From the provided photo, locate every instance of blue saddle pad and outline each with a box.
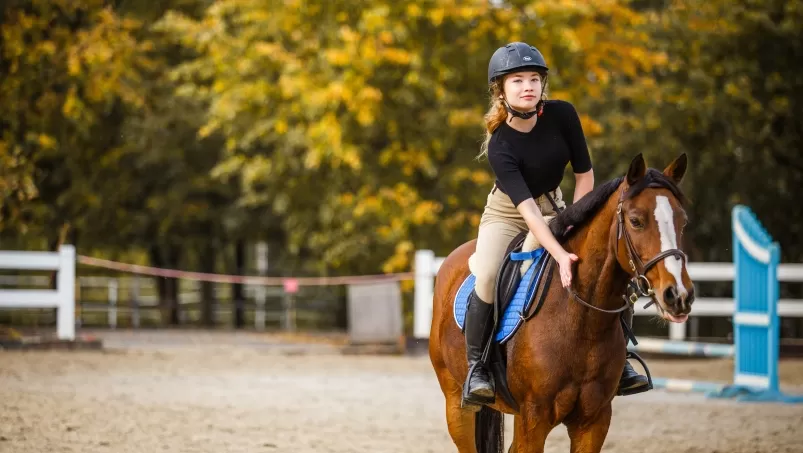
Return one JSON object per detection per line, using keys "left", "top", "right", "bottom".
{"left": 454, "top": 247, "right": 550, "bottom": 344}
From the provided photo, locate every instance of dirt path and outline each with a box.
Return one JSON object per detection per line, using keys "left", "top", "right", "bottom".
{"left": 1, "top": 330, "right": 802, "bottom": 453}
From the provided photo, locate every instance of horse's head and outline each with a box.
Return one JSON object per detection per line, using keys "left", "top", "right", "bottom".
{"left": 615, "top": 153, "right": 694, "bottom": 323}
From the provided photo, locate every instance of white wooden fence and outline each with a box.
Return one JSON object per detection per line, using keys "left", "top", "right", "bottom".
{"left": 3, "top": 244, "right": 802, "bottom": 344}
{"left": 413, "top": 250, "right": 803, "bottom": 341}
{"left": 0, "top": 245, "right": 76, "bottom": 340}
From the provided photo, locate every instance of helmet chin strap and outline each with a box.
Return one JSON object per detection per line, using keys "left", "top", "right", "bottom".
{"left": 502, "top": 98, "right": 538, "bottom": 121}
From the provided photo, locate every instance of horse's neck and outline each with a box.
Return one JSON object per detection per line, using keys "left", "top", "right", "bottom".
{"left": 564, "top": 195, "right": 628, "bottom": 322}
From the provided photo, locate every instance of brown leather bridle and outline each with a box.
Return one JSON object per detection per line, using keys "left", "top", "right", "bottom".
{"left": 551, "top": 184, "right": 688, "bottom": 314}
{"left": 614, "top": 185, "right": 689, "bottom": 310}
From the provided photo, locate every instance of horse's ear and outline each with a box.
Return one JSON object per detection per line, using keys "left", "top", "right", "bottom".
{"left": 626, "top": 153, "right": 647, "bottom": 186}
{"left": 663, "top": 153, "right": 688, "bottom": 185}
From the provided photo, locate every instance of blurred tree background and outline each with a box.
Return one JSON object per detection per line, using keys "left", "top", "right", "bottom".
{"left": 1, "top": 0, "right": 800, "bottom": 329}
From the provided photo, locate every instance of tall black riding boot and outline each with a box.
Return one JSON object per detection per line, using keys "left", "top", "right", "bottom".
{"left": 463, "top": 289, "right": 495, "bottom": 406}
{"left": 619, "top": 308, "right": 651, "bottom": 395}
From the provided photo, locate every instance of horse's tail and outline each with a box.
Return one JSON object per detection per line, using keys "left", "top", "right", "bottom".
{"left": 474, "top": 406, "right": 504, "bottom": 453}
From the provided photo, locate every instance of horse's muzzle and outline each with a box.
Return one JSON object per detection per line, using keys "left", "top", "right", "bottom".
{"left": 661, "top": 285, "right": 694, "bottom": 320}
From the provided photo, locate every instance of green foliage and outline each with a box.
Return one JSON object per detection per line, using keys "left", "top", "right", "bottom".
{"left": 598, "top": 0, "right": 803, "bottom": 261}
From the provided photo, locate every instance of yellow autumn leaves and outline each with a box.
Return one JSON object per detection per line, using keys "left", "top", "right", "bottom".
{"left": 7, "top": 0, "right": 788, "bottom": 279}
{"left": 151, "top": 0, "right": 665, "bottom": 273}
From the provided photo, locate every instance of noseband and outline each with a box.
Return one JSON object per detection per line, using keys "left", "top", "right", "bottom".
{"left": 551, "top": 185, "right": 688, "bottom": 314}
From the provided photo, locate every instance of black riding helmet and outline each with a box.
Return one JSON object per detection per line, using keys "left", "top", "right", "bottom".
{"left": 488, "top": 42, "right": 549, "bottom": 120}
{"left": 488, "top": 42, "right": 549, "bottom": 84}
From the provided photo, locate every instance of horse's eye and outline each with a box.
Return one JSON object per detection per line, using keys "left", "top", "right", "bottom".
{"left": 629, "top": 217, "right": 644, "bottom": 229}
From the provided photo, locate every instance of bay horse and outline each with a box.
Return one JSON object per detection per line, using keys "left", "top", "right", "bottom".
{"left": 429, "top": 153, "right": 694, "bottom": 453}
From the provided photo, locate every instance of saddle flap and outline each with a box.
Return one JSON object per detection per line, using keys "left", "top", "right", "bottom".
{"left": 495, "top": 231, "right": 528, "bottom": 316}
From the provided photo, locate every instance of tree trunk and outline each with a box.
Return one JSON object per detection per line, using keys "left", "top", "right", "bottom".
{"left": 151, "top": 244, "right": 181, "bottom": 326}
{"left": 166, "top": 245, "right": 181, "bottom": 325}
{"left": 232, "top": 240, "right": 246, "bottom": 328}
{"left": 200, "top": 244, "right": 216, "bottom": 327}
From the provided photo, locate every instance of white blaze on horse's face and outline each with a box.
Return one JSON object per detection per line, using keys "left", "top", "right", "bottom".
{"left": 653, "top": 195, "right": 688, "bottom": 296}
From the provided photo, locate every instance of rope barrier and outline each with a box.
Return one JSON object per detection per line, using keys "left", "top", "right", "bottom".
{"left": 76, "top": 255, "right": 414, "bottom": 286}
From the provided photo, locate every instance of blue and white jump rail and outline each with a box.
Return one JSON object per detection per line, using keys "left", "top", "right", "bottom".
{"left": 627, "top": 337, "right": 734, "bottom": 358}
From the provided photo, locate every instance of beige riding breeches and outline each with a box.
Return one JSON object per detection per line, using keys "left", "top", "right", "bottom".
{"left": 467, "top": 185, "right": 566, "bottom": 304}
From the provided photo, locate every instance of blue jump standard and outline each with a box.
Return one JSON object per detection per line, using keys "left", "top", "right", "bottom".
{"left": 623, "top": 206, "right": 803, "bottom": 404}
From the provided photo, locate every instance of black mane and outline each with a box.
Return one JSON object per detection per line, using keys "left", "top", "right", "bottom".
{"left": 549, "top": 169, "right": 687, "bottom": 242}
{"left": 548, "top": 176, "right": 623, "bottom": 242}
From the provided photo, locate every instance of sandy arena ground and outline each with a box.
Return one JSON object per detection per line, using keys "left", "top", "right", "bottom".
{"left": 1, "top": 330, "right": 803, "bottom": 453}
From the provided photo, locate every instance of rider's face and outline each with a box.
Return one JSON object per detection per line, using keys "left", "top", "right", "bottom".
{"left": 502, "top": 71, "right": 543, "bottom": 113}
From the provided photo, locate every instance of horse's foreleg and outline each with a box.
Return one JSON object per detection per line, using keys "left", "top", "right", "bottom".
{"left": 565, "top": 404, "right": 613, "bottom": 453}
{"left": 511, "top": 409, "right": 552, "bottom": 453}
{"left": 446, "top": 392, "right": 479, "bottom": 453}
{"left": 435, "top": 368, "right": 478, "bottom": 453}
{"left": 507, "top": 415, "right": 521, "bottom": 452}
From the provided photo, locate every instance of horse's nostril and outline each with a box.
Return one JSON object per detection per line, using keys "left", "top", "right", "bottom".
{"left": 664, "top": 286, "right": 679, "bottom": 306}
{"left": 686, "top": 288, "right": 695, "bottom": 305}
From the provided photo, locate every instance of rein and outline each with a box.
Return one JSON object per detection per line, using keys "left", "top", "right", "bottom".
{"left": 545, "top": 184, "right": 687, "bottom": 315}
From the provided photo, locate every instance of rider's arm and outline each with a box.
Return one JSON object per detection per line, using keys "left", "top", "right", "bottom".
{"left": 573, "top": 169, "right": 594, "bottom": 203}
{"left": 516, "top": 198, "right": 570, "bottom": 261}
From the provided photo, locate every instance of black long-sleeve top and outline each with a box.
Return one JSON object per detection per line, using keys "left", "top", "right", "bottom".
{"left": 487, "top": 100, "right": 593, "bottom": 207}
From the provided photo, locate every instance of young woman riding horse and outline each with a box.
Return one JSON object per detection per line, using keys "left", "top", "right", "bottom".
{"left": 461, "top": 42, "right": 650, "bottom": 407}
{"left": 428, "top": 41, "right": 695, "bottom": 452}
{"left": 429, "top": 151, "right": 693, "bottom": 452}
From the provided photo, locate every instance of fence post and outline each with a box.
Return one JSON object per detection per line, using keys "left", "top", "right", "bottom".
{"left": 56, "top": 245, "right": 76, "bottom": 340}
{"left": 282, "top": 279, "right": 298, "bottom": 332}
{"left": 130, "top": 276, "right": 140, "bottom": 328}
{"left": 108, "top": 278, "right": 118, "bottom": 329}
{"left": 413, "top": 249, "right": 435, "bottom": 340}
{"left": 669, "top": 322, "right": 686, "bottom": 341}
{"left": 254, "top": 241, "right": 268, "bottom": 330}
